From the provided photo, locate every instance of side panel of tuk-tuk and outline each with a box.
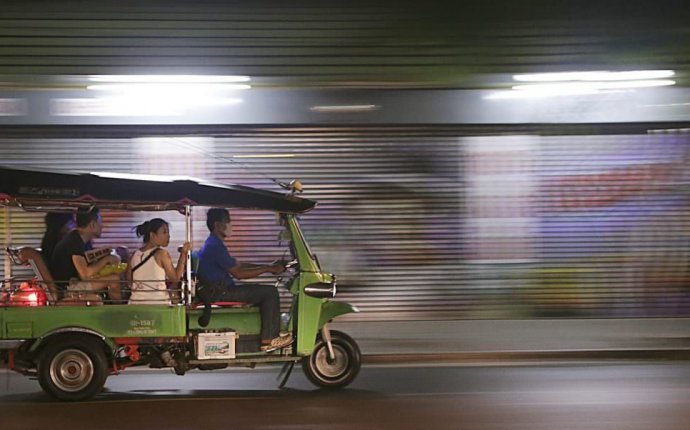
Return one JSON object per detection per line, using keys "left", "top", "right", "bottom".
{"left": 296, "top": 292, "right": 324, "bottom": 356}
{"left": 187, "top": 307, "right": 261, "bottom": 334}
{"left": 284, "top": 214, "right": 339, "bottom": 356}
{"left": 0, "top": 305, "right": 186, "bottom": 341}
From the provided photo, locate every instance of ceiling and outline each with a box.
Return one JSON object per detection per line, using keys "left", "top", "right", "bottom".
{"left": 0, "top": 0, "right": 689, "bottom": 90}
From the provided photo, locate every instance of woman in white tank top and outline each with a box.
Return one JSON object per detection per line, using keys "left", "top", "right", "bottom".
{"left": 127, "top": 218, "right": 191, "bottom": 305}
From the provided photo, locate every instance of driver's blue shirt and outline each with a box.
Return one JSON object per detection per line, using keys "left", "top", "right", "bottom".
{"left": 197, "top": 234, "right": 237, "bottom": 286}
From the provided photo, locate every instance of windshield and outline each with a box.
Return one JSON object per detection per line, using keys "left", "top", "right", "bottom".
{"left": 284, "top": 215, "right": 320, "bottom": 271}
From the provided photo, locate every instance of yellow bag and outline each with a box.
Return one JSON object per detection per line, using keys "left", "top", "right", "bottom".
{"left": 97, "top": 262, "right": 128, "bottom": 277}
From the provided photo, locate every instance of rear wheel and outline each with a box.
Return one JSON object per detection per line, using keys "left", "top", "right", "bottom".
{"left": 38, "top": 336, "right": 109, "bottom": 401}
{"left": 302, "top": 330, "right": 361, "bottom": 389}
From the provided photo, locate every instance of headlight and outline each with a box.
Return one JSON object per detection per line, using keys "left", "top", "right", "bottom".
{"left": 304, "top": 277, "right": 336, "bottom": 298}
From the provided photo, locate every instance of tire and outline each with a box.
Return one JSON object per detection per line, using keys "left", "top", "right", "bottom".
{"left": 302, "top": 330, "right": 361, "bottom": 389}
{"left": 37, "top": 336, "right": 109, "bottom": 401}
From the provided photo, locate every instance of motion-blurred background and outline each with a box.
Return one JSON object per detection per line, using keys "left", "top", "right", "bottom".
{"left": 1, "top": 0, "right": 689, "bottom": 322}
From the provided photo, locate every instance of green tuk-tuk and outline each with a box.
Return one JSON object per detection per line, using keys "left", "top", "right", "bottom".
{"left": 0, "top": 165, "right": 361, "bottom": 401}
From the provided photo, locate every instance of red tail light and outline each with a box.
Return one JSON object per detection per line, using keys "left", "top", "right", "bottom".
{"left": 9, "top": 281, "right": 48, "bottom": 306}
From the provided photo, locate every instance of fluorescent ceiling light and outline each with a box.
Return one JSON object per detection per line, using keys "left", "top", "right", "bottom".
{"left": 87, "top": 83, "right": 251, "bottom": 91}
{"left": 512, "top": 79, "right": 676, "bottom": 92}
{"left": 88, "top": 75, "right": 250, "bottom": 83}
{"left": 513, "top": 70, "right": 674, "bottom": 82}
{"left": 485, "top": 77, "right": 676, "bottom": 100}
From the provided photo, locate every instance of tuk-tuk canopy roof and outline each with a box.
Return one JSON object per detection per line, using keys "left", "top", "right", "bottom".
{"left": 0, "top": 165, "right": 316, "bottom": 213}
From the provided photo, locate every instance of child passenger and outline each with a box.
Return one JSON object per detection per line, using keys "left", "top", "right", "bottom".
{"left": 127, "top": 218, "right": 191, "bottom": 304}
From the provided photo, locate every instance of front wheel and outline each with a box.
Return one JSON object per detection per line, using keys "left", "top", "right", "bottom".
{"left": 302, "top": 330, "right": 361, "bottom": 389}
{"left": 37, "top": 336, "right": 109, "bottom": 401}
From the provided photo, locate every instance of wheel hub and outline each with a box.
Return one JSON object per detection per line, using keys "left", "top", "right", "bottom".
{"left": 49, "top": 349, "right": 94, "bottom": 392}
{"left": 314, "top": 344, "right": 348, "bottom": 378}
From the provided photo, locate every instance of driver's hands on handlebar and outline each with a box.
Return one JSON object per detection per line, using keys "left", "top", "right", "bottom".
{"left": 268, "top": 259, "right": 286, "bottom": 274}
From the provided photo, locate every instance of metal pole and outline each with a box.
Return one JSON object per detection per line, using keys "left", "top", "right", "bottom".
{"left": 185, "top": 205, "right": 193, "bottom": 305}
{"left": 320, "top": 324, "right": 336, "bottom": 362}
{"left": 3, "top": 207, "right": 11, "bottom": 279}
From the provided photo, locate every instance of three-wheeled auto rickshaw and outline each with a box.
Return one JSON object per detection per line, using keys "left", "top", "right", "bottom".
{"left": 0, "top": 165, "right": 361, "bottom": 401}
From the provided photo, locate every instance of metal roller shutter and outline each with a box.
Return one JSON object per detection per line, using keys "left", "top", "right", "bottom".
{"left": 1, "top": 126, "right": 689, "bottom": 320}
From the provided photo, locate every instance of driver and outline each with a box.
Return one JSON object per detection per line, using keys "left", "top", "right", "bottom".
{"left": 196, "top": 208, "right": 292, "bottom": 352}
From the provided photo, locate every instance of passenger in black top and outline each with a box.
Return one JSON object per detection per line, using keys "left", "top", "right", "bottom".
{"left": 40, "top": 212, "right": 75, "bottom": 262}
{"left": 51, "top": 207, "right": 122, "bottom": 303}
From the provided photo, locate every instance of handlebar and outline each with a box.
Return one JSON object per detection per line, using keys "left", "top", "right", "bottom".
{"left": 283, "top": 259, "right": 299, "bottom": 270}
{"left": 275, "top": 259, "right": 299, "bottom": 290}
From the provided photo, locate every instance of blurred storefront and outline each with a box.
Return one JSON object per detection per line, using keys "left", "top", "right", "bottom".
{"left": 2, "top": 126, "right": 688, "bottom": 321}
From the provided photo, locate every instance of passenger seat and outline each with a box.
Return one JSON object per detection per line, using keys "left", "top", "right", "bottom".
{"left": 6, "top": 247, "right": 59, "bottom": 304}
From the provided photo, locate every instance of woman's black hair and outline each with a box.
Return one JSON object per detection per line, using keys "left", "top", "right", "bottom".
{"left": 41, "top": 212, "right": 75, "bottom": 260}
{"left": 134, "top": 218, "right": 169, "bottom": 243}
{"left": 45, "top": 212, "right": 74, "bottom": 233}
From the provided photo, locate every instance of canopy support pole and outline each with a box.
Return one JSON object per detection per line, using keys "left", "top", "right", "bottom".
{"left": 184, "top": 205, "right": 193, "bottom": 305}
{"left": 3, "top": 207, "right": 10, "bottom": 279}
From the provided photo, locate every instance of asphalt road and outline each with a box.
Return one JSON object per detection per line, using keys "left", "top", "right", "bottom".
{"left": 1, "top": 362, "right": 689, "bottom": 430}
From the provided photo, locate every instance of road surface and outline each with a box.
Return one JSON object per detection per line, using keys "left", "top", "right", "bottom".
{"left": 1, "top": 361, "right": 689, "bottom": 429}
